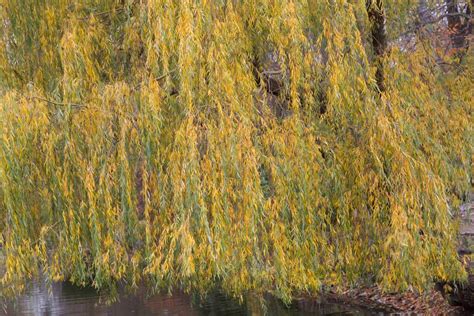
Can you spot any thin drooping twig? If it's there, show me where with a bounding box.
[133,68,177,90]
[78,7,125,21]
[26,96,85,108]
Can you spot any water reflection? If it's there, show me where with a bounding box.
[2,281,382,315]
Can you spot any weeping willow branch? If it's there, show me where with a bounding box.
[133,68,176,90]
[78,7,125,21]
[23,69,176,108]
[25,96,85,108]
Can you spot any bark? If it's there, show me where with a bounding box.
[417,0,433,25]
[366,0,388,92]
[445,0,472,49]
[252,52,290,119]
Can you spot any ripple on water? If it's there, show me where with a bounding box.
[1,281,380,315]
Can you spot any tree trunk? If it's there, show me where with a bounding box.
[445,0,472,49]
[366,0,388,92]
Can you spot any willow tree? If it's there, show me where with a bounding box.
[0,0,472,302]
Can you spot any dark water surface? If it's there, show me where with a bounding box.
[2,281,384,315]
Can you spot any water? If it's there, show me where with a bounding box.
[1,281,383,315]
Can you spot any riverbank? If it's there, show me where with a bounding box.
[305,286,464,314]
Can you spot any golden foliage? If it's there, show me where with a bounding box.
[0,0,472,302]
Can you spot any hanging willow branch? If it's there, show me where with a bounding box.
[25,96,86,108]
[23,69,177,109]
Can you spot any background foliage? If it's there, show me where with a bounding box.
[0,0,472,302]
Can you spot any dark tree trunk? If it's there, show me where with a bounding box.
[446,0,463,48]
[445,0,472,49]
[366,0,388,92]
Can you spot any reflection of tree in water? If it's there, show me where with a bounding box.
[4,281,200,315]
[3,281,378,315]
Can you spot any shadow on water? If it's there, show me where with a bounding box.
[1,280,384,315]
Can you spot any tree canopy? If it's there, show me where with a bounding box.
[0,0,472,302]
